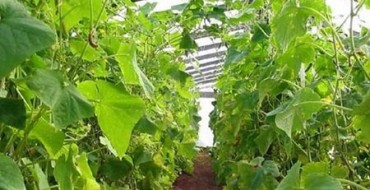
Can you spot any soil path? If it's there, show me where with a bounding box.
[173,151,222,190]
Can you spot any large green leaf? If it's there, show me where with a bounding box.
[271,1,306,50]
[70,40,100,62]
[0,98,26,129]
[254,126,275,155]
[262,160,280,177]
[32,164,50,190]
[274,88,322,138]
[75,152,100,190]
[302,173,343,190]
[352,115,370,143]
[78,80,146,158]
[180,31,198,49]
[100,156,133,180]
[271,0,326,50]
[276,162,301,190]
[237,161,265,190]
[178,142,197,160]
[29,119,65,157]
[224,47,249,65]
[60,0,106,31]
[0,0,55,78]
[301,162,329,179]
[54,147,79,190]
[276,37,316,75]
[353,89,370,115]
[116,43,155,98]
[27,69,94,128]
[0,154,26,190]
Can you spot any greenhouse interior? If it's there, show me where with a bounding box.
[1,0,370,189]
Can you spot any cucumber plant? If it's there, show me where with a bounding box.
[209,0,370,189]
[0,0,201,189]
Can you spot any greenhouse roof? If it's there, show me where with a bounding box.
[134,0,370,95]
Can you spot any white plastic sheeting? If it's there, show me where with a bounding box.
[196,97,215,147]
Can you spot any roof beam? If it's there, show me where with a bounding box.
[195,75,218,82]
[196,78,217,85]
[193,71,222,80]
[185,50,226,62]
[186,59,223,70]
[197,42,224,52]
[187,65,223,75]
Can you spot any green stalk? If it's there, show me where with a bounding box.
[14,107,47,160]
[348,0,370,80]
[338,178,368,190]
[293,101,352,112]
[70,0,109,81]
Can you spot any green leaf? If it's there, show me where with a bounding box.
[276,38,316,75]
[166,67,192,86]
[116,44,139,85]
[251,23,271,43]
[365,0,370,9]
[70,40,100,62]
[139,2,157,15]
[275,88,322,138]
[100,156,133,180]
[178,142,197,159]
[29,119,65,157]
[27,69,94,128]
[302,173,343,190]
[32,164,50,190]
[276,162,301,190]
[134,117,157,135]
[116,43,155,98]
[0,154,26,190]
[301,162,329,179]
[61,0,106,31]
[275,108,296,138]
[224,47,249,65]
[271,1,306,50]
[137,12,153,31]
[53,146,79,190]
[228,7,254,24]
[237,161,265,190]
[331,165,349,179]
[75,152,100,190]
[254,126,275,155]
[271,0,326,50]
[352,115,370,143]
[180,31,198,50]
[353,89,370,115]
[0,98,26,129]
[0,0,55,78]
[78,80,145,158]
[262,160,280,177]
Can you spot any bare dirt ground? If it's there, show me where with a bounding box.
[172,151,222,190]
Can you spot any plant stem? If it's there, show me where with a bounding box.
[300,6,346,52]
[293,101,352,112]
[338,178,368,190]
[14,107,46,160]
[70,0,109,81]
[348,0,370,80]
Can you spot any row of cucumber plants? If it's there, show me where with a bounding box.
[0,0,203,189]
[209,0,370,189]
